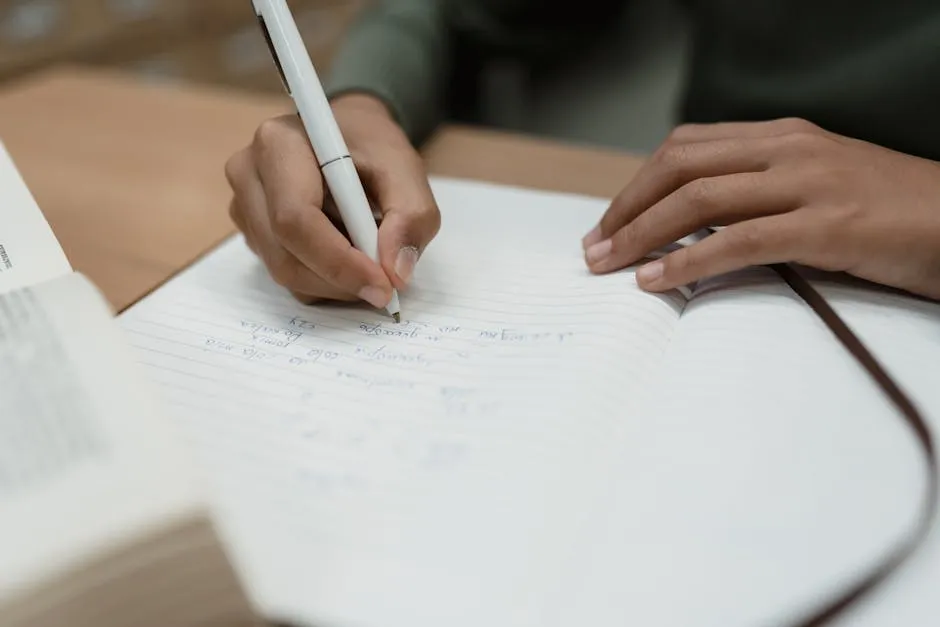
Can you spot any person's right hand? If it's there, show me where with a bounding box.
[224,93,441,308]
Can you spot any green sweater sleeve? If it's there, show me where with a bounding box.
[325,0,451,145]
[325,0,628,144]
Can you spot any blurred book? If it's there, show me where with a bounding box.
[0,139,262,627]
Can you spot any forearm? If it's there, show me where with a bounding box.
[326,0,450,145]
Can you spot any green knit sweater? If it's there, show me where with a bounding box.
[325,0,940,159]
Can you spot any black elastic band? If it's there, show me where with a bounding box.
[770,262,938,626]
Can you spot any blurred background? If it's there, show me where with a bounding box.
[0,0,688,154]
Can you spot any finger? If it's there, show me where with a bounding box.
[586,172,798,274]
[228,198,256,254]
[579,121,836,251]
[289,289,325,305]
[666,117,826,144]
[226,151,262,256]
[633,213,806,292]
[229,155,358,302]
[359,155,442,288]
[584,136,783,250]
[252,117,393,306]
[318,193,382,235]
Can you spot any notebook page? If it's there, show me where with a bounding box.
[781,276,940,627]
[0,141,71,294]
[118,223,684,627]
[0,273,205,605]
[558,268,940,626]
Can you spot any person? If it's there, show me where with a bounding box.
[224,0,940,309]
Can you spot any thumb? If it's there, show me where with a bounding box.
[364,164,442,289]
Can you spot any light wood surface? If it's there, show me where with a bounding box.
[0,66,645,311]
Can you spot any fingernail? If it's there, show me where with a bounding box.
[582,226,603,249]
[637,260,664,285]
[358,286,389,308]
[585,239,612,265]
[395,246,420,283]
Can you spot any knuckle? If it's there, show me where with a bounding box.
[788,131,820,148]
[223,157,237,188]
[224,149,250,190]
[728,223,767,256]
[825,201,864,231]
[347,145,369,165]
[269,204,307,243]
[777,117,818,134]
[370,164,396,192]
[319,255,349,286]
[665,124,695,144]
[801,163,845,201]
[253,117,287,149]
[801,159,833,182]
[597,216,616,241]
[653,146,695,190]
[422,201,443,239]
[655,144,688,169]
[796,218,841,269]
[227,199,243,227]
[290,291,322,306]
[664,247,693,274]
[387,187,444,245]
[613,220,643,253]
[781,130,835,157]
[267,254,300,289]
[681,178,717,215]
[599,197,627,233]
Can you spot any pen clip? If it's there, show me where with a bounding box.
[255,11,291,96]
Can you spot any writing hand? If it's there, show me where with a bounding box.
[224,94,441,307]
[582,118,940,300]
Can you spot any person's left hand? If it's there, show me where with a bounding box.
[581,118,940,300]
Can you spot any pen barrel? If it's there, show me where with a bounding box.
[294,82,349,167]
[256,0,349,165]
[321,158,380,263]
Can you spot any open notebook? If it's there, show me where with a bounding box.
[115,177,940,626]
[0,143,261,627]
[4,138,940,626]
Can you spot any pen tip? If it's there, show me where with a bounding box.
[392,312,401,323]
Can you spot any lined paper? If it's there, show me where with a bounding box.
[118,230,683,626]
[556,268,940,627]
[115,175,940,625]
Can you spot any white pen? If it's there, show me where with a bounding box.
[252,0,401,322]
